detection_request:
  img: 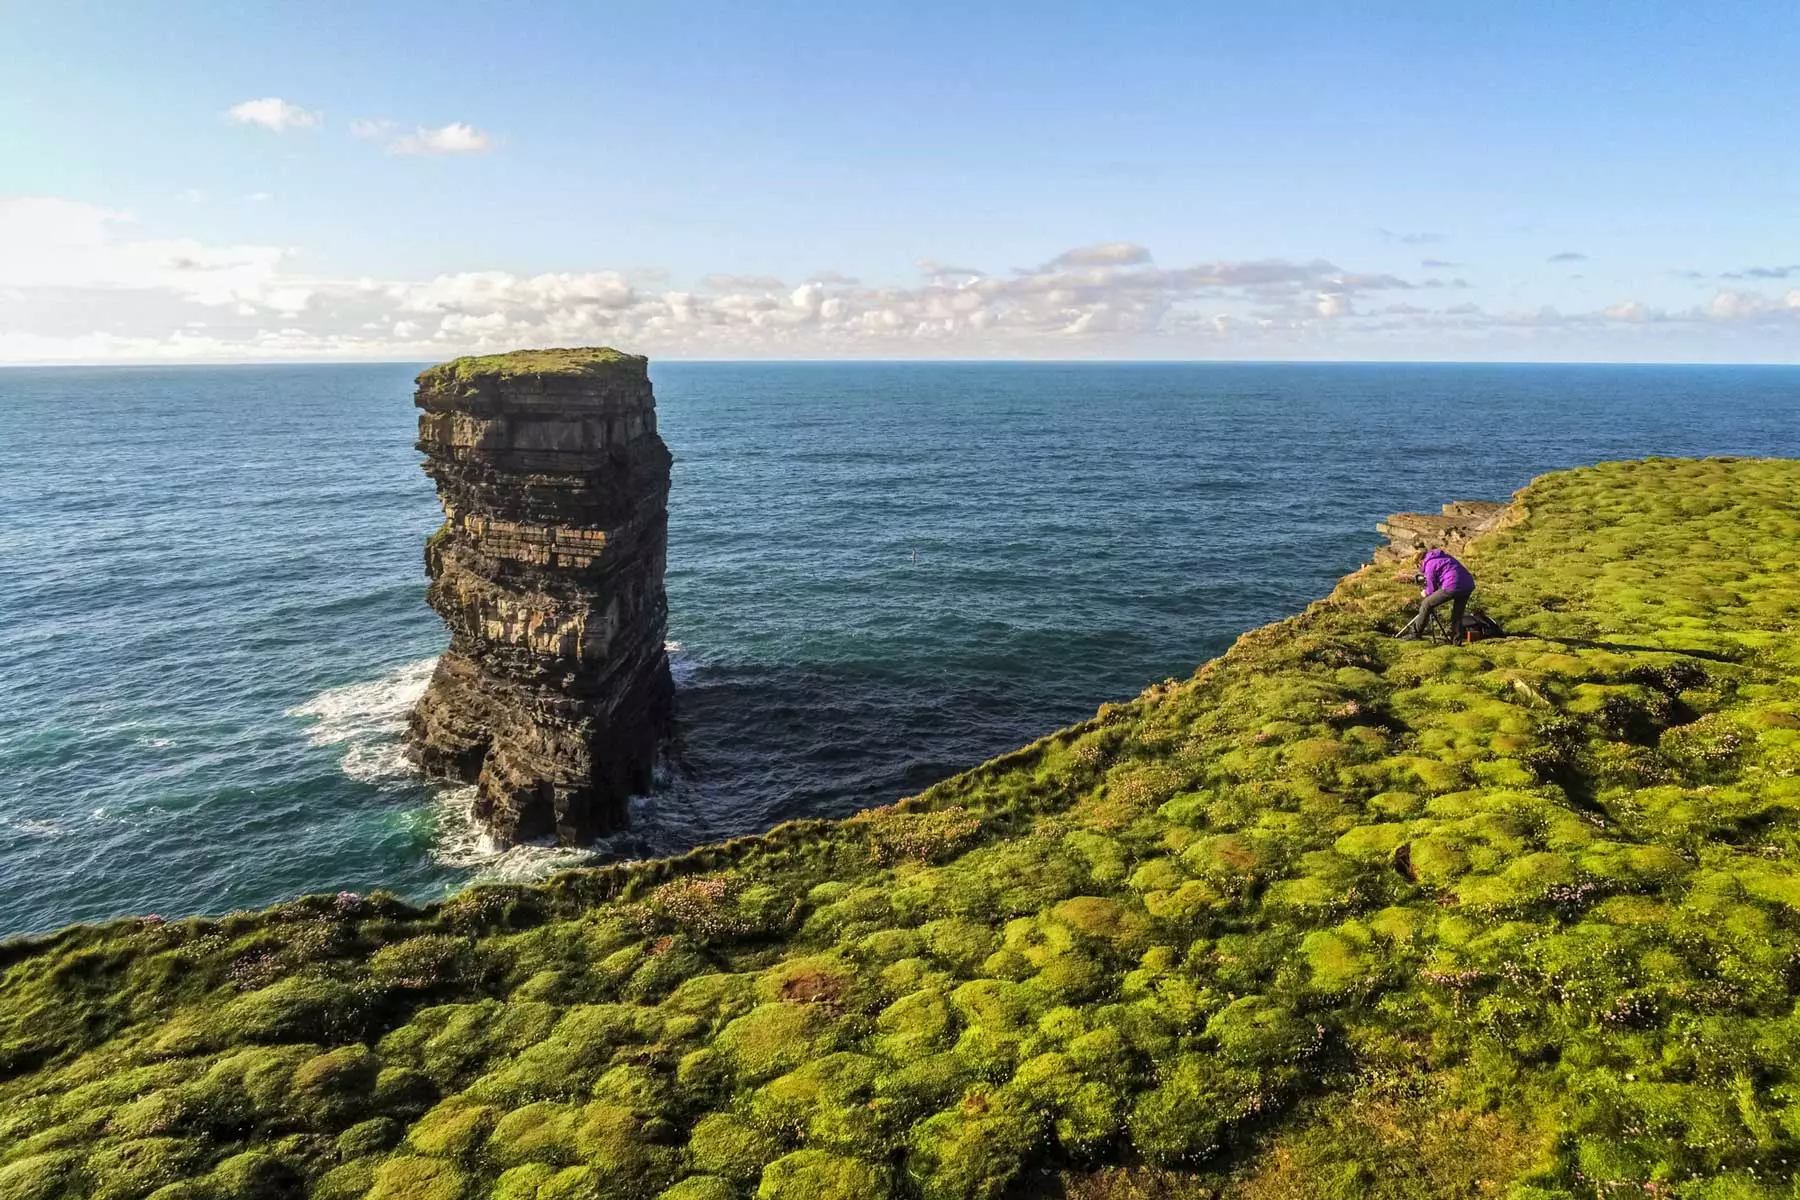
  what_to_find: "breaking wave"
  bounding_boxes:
[287,658,437,785]
[428,784,600,881]
[291,657,613,884]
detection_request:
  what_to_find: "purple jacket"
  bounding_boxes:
[1420,548,1474,594]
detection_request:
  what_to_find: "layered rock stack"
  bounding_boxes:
[1374,498,1510,563]
[407,348,674,845]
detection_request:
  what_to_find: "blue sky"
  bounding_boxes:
[3,1,1797,361]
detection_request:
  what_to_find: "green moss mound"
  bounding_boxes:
[6,456,1800,1197]
[416,346,643,389]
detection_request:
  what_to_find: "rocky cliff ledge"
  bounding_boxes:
[407,347,674,845]
[1373,498,1511,564]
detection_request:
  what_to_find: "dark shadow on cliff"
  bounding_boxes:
[1524,634,1743,663]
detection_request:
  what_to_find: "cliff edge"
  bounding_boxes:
[4,457,1799,1200]
[407,348,674,846]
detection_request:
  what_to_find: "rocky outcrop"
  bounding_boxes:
[1374,498,1510,563]
[407,348,674,845]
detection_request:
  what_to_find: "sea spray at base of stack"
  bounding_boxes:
[289,659,592,881]
[287,658,437,786]
[429,784,599,882]
[286,641,700,886]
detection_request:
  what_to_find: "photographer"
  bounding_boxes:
[1395,547,1475,642]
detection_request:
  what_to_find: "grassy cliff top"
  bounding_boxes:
[6,457,1800,1200]
[416,348,646,389]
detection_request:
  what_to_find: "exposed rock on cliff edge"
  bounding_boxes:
[407,347,674,845]
[1374,498,1513,563]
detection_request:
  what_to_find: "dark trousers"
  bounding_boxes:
[1404,586,1472,640]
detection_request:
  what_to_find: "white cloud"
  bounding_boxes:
[351,117,492,156]
[1049,242,1152,268]
[5,193,1799,363]
[389,122,493,156]
[1707,290,1763,319]
[0,198,290,306]
[226,97,322,132]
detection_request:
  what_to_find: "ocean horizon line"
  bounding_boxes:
[5,356,1800,371]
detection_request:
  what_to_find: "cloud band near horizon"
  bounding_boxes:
[1,197,1798,364]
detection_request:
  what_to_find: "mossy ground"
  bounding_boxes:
[416,348,644,389]
[5,457,1800,1199]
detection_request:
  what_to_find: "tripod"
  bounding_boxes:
[1424,605,1466,645]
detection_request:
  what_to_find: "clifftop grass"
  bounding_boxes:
[6,456,1800,1200]
[417,348,645,389]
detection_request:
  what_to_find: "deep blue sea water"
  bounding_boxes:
[2,362,1796,938]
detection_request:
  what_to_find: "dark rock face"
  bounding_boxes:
[407,348,674,845]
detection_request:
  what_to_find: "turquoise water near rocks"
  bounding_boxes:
[1,361,1796,938]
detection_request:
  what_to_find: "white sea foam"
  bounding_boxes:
[666,639,699,687]
[289,657,588,880]
[287,658,437,785]
[290,656,657,884]
[429,784,596,881]
[0,816,72,838]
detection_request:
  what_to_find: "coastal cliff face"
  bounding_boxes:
[407,348,674,845]
[6,457,1800,1200]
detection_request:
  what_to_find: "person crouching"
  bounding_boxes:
[1395,547,1475,641]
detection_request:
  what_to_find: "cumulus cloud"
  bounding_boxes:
[350,117,493,156]
[1702,289,1800,320]
[1420,258,1457,269]
[1378,228,1442,245]
[701,273,787,292]
[7,194,1799,363]
[1049,242,1152,268]
[226,97,321,132]
[1548,251,1588,263]
[389,122,493,156]
[0,206,1428,360]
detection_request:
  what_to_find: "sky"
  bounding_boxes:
[2,0,1797,363]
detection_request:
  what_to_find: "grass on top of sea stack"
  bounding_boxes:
[3,456,1800,1200]
[420,347,645,388]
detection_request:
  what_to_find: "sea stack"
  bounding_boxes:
[407,347,674,845]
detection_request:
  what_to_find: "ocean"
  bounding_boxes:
[1,361,1795,938]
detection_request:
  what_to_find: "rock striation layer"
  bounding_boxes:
[407,347,673,845]
[1373,498,1510,563]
